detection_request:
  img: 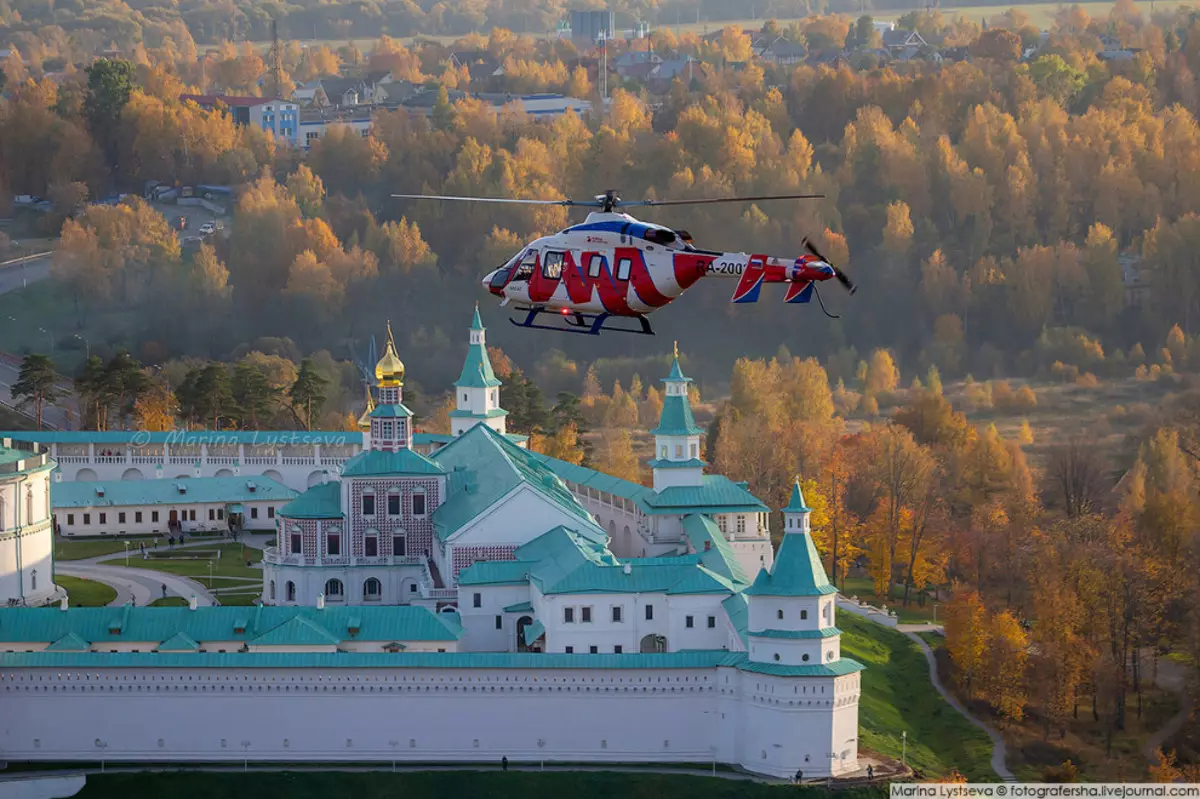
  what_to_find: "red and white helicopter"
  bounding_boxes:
[392,189,856,336]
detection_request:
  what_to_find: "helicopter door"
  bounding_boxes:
[529,250,565,303]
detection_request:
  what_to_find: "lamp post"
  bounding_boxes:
[124,540,130,566]
[38,327,54,354]
[95,738,108,772]
[241,739,250,771]
[901,731,907,768]
[73,334,90,360]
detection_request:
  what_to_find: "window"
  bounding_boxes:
[542,251,564,279]
[645,604,654,621]
[326,533,341,556]
[660,445,667,459]
[217,508,224,521]
[152,511,159,523]
[800,609,808,620]
[135,511,142,523]
[31,570,36,590]
[325,579,343,597]
[675,444,683,458]
[189,510,196,521]
[615,256,633,280]
[362,493,375,516]
[286,581,296,601]
[565,646,574,653]
[473,593,482,608]
[717,516,727,533]
[364,578,381,598]
[387,491,401,516]
[269,580,275,600]
[686,615,694,628]
[393,534,406,556]
[251,507,258,519]
[119,512,126,524]
[736,515,746,534]
[290,534,302,554]
[581,606,592,623]
[267,507,275,519]
[67,514,74,525]
[208,509,215,521]
[381,421,393,438]
[83,513,91,525]
[690,443,698,458]
[364,536,378,557]
[612,606,623,623]
[589,645,598,654]
[564,607,575,623]
[586,254,604,278]
[495,615,503,630]
[513,251,537,281]
[412,492,426,516]
[99,513,107,524]
[614,645,623,654]
[777,609,784,620]
[707,615,717,628]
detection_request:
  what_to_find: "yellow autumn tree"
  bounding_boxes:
[944,586,989,697]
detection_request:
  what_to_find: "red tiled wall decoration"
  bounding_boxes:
[451,545,517,580]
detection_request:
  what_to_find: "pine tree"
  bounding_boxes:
[290,358,329,431]
[232,360,278,429]
[12,354,59,431]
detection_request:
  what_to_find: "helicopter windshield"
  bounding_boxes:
[643,227,684,249]
[511,250,538,282]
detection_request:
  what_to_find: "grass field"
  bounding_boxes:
[839,577,942,625]
[100,543,263,587]
[56,574,117,607]
[74,771,891,799]
[55,536,161,561]
[839,611,996,780]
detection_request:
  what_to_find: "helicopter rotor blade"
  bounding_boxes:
[618,193,825,208]
[391,193,595,207]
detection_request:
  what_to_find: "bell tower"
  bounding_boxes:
[368,322,413,452]
[649,343,704,491]
[451,304,507,436]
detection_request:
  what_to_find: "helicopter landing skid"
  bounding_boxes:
[510,308,655,336]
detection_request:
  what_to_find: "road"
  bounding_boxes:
[0,353,74,429]
[0,252,51,293]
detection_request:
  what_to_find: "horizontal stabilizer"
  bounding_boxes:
[784,281,814,304]
[731,257,766,303]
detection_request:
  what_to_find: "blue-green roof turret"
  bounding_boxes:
[456,303,502,390]
[651,343,703,438]
[784,480,811,513]
[452,305,508,436]
[746,478,833,597]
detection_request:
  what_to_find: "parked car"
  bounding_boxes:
[198,222,216,235]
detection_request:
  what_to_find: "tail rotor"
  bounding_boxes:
[802,237,857,296]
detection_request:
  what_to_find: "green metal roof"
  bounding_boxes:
[784,480,812,513]
[250,615,340,647]
[647,458,706,469]
[722,594,749,648]
[340,448,444,477]
[641,476,769,515]
[456,560,534,586]
[523,620,545,645]
[0,605,462,646]
[279,481,343,519]
[46,631,89,651]
[455,309,502,390]
[53,476,297,509]
[664,357,692,383]
[369,404,414,419]
[430,426,599,541]
[156,631,200,651]
[749,627,841,639]
[526,452,653,504]
[744,531,837,598]
[503,601,533,613]
[0,649,861,676]
[652,394,704,437]
[470,304,485,331]
[681,514,751,585]
[7,431,366,445]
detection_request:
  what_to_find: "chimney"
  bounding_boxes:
[60,596,68,611]
[623,563,632,575]
[317,592,326,610]
[189,594,198,611]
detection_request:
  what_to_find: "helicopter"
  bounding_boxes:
[392,189,857,336]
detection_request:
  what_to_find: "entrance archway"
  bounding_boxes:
[516,616,536,652]
[640,634,667,653]
[121,468,144,481]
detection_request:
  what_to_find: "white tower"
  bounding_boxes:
[737,478,862,779]
[450,304,507,437]
[649,343,704,492]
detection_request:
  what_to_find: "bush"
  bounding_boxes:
[1043,760,1081,783]
[1075,372,1099,387]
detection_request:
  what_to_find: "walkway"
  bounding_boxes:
[1143,656,1194,764]
[903,631,1015,782]
[56,535,268,608]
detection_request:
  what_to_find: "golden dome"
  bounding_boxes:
[356,382,376,429]
[374,322,405,387]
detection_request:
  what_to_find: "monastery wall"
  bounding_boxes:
[0,664,856,778]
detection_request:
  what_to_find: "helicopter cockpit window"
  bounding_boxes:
[542,251,564,280]
[643,228,678,247]
[586,254,604,278]
[512,251,537,282]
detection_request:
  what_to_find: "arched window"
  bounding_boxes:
[285,581,296,602]
[363,578,382,600]
[325,579,344,598]
[269,580,276,600]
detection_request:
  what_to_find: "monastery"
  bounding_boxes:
[0,308,863,779]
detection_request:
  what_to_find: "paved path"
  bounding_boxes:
[904,631,1015,782]
[1143,656,1193,764]
[55,536,264,607]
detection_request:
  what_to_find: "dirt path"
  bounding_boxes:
[1143,657,1193,764]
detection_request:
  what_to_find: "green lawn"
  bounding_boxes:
[56,574,116,607]
[839,578,943,625]
[56,536,161,561]
[100,543,263,587]
[74,771,889,799]
[839,611,996,780]
[0,403,36,430]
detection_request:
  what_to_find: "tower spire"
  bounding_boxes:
[452,305,507,436]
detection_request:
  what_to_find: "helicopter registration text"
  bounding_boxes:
[706,260,746,276]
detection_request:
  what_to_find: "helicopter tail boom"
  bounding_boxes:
[723,254,839,304]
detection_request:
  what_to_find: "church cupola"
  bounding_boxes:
[356,381,376,431]
[367,322,414,452]
[450,304,507,436]
[743,477,840,666]
[649,343,704,491]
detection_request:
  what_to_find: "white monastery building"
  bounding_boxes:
[0,307,864,779]
[0,439,58,606]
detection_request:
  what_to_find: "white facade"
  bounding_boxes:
[0,661,860,779]
[54,497,285,537]
[0,440,57,606]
